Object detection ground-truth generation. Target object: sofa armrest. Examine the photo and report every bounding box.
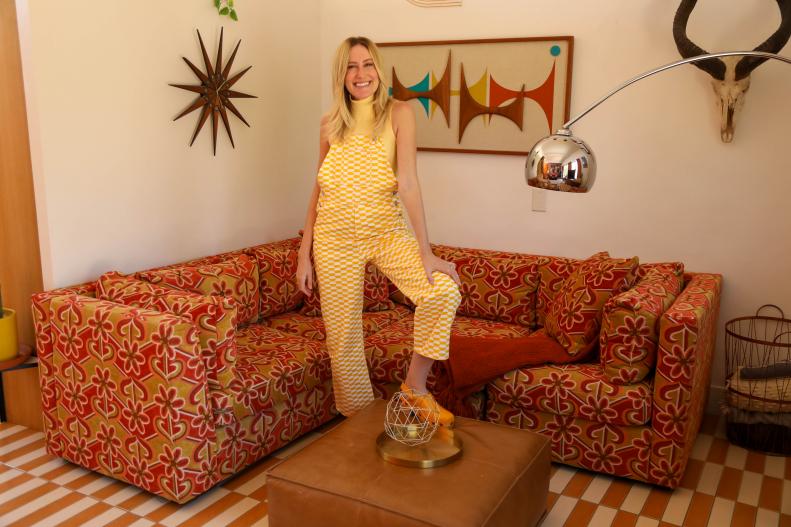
[649,273,722,487]
[38,294,217,503]
[32,285,97,436]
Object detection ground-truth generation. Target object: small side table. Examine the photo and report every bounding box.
[0,344,37,424]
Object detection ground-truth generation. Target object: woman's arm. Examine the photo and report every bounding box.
[393,102,460,286]
[296,116,331,295]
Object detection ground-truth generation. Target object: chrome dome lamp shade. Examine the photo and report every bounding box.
[525,129,595,193]
[525,51,791,193]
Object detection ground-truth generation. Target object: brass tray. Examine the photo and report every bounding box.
[376,427,462,468]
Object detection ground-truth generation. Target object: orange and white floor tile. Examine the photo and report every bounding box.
[0,414,788,526]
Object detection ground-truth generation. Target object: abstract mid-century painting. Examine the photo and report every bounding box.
[379,37,573,155]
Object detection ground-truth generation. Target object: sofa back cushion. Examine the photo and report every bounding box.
[247,240,304,319]
[300,261,395,316]
[97,272,239,390]
[535,256,579,328]
[137,253,259,324]
[419,244,540,327]
[635,261,685,281]
[545,252,639,358]
[599,263,684,384]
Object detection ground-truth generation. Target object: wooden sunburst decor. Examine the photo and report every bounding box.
[170,28,255,155]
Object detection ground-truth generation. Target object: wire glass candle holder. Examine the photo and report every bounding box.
[384,390,440,446]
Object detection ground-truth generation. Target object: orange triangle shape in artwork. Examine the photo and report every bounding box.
[523,62,556,133]
[489,75,522,109]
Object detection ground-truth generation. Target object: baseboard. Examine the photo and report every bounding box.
[707,384,725,416]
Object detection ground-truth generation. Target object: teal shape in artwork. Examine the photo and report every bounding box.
[409,73,431,116]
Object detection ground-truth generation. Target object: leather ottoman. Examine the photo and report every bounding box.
[267,399,550,527]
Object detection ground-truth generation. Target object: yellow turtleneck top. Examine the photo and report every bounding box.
[348,95,397,172]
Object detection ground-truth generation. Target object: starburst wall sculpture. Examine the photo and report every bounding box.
[170,28,255,155]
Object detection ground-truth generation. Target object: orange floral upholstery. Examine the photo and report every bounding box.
[425,244,540,326]
[96,272,239,392]
[599,265,684,384]
[42,295,215,502]
[212,380,335,477]
[649,273,721,487]
[224,326,332,420]
[535,256,579,328]
[545,252,639,358]
[138,254,260,325]
[33,238,721,500]
[487,363,653,427]
[635,261,684,281]
[487,403,651,480]
[247,238,305,319]
[249,239,304,317]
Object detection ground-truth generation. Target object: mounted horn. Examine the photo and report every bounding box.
[735,0,791,79]
[673,0,725,79]
[673,0,791,142]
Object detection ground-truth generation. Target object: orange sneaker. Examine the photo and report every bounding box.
[399,382,455,428]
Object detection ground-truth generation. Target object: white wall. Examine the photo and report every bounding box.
[17,0,320,288]
[320,0,791,402]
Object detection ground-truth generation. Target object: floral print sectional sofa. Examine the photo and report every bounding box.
[32,236,721,503]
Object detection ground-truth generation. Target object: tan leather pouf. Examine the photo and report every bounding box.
[267,400,550,527]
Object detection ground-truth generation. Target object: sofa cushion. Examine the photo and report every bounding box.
[246,239,304,319]
[454,256,539,326]
[486,402,652,479]
[96,272,239,391]
[225,325,331,419]
[366,315,531,386]
[599,264,685,384]
[545,252,639,358]
[635,261,684,281]
[487,363,653,426]
[300,261,395,316]
[263,304,412,341]
[536,256,579,328]
[398,244,540,327]
[137,254,260,325]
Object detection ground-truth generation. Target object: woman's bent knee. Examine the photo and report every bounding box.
[429,272,461,304]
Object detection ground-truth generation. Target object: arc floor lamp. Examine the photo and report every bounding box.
[525,51,791,193]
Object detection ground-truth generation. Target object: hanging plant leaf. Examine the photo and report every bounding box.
[214,0,239,20]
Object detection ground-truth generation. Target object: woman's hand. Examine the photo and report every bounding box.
[422,253,461,286]
[296,250,315,296]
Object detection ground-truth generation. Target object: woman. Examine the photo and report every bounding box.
[296,36,461,426]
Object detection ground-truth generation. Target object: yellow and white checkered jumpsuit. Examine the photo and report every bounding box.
[313,97,461,416]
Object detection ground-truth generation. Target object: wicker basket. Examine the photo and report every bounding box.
[724,305,791,454]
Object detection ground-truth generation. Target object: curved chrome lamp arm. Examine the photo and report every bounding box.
[527,51,791,193]
[563,51,791,130]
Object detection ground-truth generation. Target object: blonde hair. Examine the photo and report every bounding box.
[325,36,392,144]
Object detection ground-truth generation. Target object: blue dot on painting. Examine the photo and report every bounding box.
[550,45,561,56]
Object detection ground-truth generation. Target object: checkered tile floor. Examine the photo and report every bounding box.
[0,414,787,526]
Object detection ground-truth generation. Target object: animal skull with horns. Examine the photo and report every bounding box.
[673,0,791,142]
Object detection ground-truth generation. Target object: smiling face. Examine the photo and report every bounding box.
[344,44,380,100]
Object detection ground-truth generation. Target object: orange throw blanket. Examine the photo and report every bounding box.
[435,333,579,418]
